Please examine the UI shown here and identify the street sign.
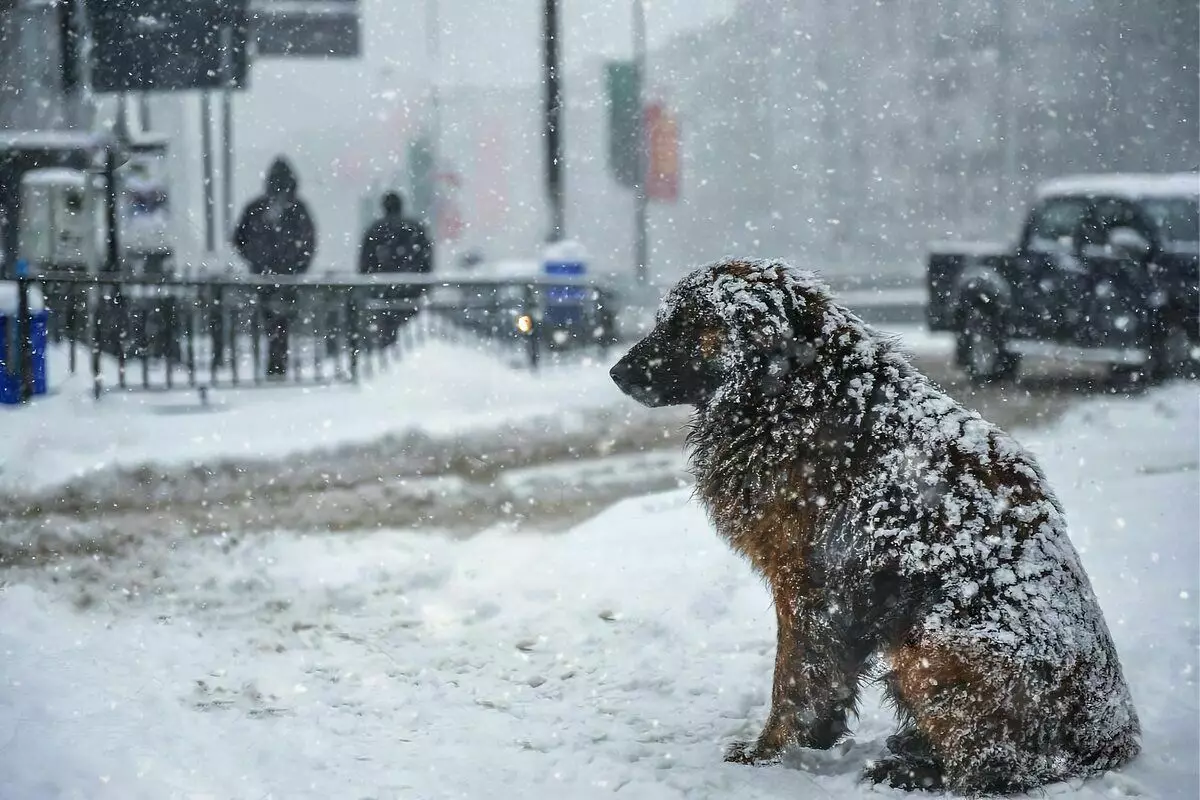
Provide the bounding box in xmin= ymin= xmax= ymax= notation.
xmin=250 ymin=0 xmax=361 ymax=58
xmin=84 ymin=0 xmax=250 ymax=93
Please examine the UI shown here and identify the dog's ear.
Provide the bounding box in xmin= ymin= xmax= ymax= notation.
xmin=759 ymin=334 xmax=818 ymax=396
xmin=742 ymin=286 xmax=827 ymax=396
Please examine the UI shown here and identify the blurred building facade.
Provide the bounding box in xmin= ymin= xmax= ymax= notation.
xmin=638 ymin=0 xmax=1199 ymax=281
xmin=0 ymin=0 xmax=93 ymax=130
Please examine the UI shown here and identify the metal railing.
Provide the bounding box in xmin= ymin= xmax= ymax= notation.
xmin=6 ymin=271 xmax=619 ymax=402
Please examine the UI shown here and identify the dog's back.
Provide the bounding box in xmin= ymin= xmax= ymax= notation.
xmin=843 ymin=351 xmax=1141 ymax=790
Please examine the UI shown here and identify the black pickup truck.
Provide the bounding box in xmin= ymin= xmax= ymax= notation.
xmin=927 ymin=173 xmax=1199 ymax=383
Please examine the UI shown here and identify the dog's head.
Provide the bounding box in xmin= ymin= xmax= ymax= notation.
xmin=610 ymin=258 xmax=836 ymax=408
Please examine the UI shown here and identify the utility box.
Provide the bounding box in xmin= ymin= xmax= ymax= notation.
xmin=120 ymin=135 xmax=174 ymax=274
xmin=18 ymin=168 xmax=103 ymax=270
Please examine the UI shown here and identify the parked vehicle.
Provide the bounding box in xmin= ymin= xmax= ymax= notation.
xmin=927 ymin=172 xmax=1199 ymax=383
xmin=430 ymin=258 xmax=618 ymax=350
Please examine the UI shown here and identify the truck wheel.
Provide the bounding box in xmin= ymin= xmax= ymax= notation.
xmin=958 ymin=306 xmax=1018 ymax=385
xmin=1146 ymin=315 xmax=1192 ymax=382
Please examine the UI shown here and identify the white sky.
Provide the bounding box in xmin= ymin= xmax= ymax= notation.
xmin=368 ymin=0 xmax=737 ymax=87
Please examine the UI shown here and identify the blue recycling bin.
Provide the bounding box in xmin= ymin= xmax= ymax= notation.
xmin=543 ymin=241 xmax=589 ymax=330
xmin=0 ymin=296 xmax=49 ymax=405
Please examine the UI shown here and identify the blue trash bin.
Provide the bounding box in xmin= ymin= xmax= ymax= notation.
xmin=543 ymin=240 xmax=590 ymax=331
xmin=0 ymin=282 xmax=49 ymax=405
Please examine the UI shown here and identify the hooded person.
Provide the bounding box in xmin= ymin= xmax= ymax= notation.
xmin=232 ymin=157 xmax=318 ymax=376
xmin=358 ymin=191 xmax=434 ymax=345
xmin=233 ymin=157 xmax=316 ymax=277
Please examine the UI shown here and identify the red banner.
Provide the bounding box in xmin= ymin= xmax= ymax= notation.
xmin=645 ymin=102 xmax=680 ymax=203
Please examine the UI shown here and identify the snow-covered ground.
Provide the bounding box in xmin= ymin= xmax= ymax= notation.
xmin=0 ymin=326 xmax=953 ymax=493
xmin=0 ymin=340 xmax=625 ymax=492
xmin=0 ymin=381 xmax=1195 ymax=799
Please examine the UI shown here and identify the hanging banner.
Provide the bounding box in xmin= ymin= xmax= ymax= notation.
xmin=645 ymin=102 xmax=680 ymax=203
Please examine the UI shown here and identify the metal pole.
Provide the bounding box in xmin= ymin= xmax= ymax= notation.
xmin=995 ymin=0 xmax=1017 ymax=228
xmin=138 ymin=94 xmax=152 ymax=131
xmin=426 ymin=0 xmax=440 ymax=228
xmin=103 ymin=146 xmax=124 ymax=387
xmin=543 ymin=0 xmax=565 ymax=242
xmin=632 ymin=0 xmax=648 ymax=284
xmin=221 ymin=25 xmax=235 ymax=241
xmin=201 ymin=92 xmax=216 ymax=252
xmin=105 ymin=147 xmax=120 ymax=271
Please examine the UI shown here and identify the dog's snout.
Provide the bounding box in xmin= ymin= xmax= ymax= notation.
xmin=609 ymin=359 xmax=628 ymax=388
xmin=610 ymin=348 xmax=666 ymax=407
xmin=609 ymin=357 xmax=635 ymax=390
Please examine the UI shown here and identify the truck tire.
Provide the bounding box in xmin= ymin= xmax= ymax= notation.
xmin=1145 ymin=313 xmax=1193 ymax=383
xmin=958 ymin=305 xmax=1019 ymax=385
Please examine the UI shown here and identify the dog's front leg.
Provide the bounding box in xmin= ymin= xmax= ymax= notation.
xmin=725 ymin=590 xmax=862 ymax=764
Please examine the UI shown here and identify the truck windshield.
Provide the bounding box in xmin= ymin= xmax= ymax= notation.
xmin=1140 ymin=197 xmax=1199 ymax=244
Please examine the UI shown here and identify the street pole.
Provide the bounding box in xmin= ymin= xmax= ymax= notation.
xmin=995 ymin=0 xmax=1018 ymax=229
xmin=105 ymin=146 xmax=120 ymax=272
xmin=543 ymin=0 xmax=565 ymax=242
xmin=220 ymin=23 xmax=235 ymax=241
xmin=632 ymin=0 xmax=648 ymax=284
xmin=138 ymin=94 xmax=151 ymax=131
xmin=201 ymin=91 xmax=216 ymax=253
xmin=425 ymin=0 xmax=440 ymax=236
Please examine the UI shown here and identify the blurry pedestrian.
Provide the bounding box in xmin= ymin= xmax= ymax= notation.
xmin=357 ymin=191 xmax=433 ymax=345
xmin=232 ymin=156 xmax=316 ymax=378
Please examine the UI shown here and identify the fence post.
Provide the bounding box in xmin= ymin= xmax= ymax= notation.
xmin=68 ymin=282 xmax=78 ymax=375
xmin=523 ymin=283 xmax=541 ymax=371
xmin=90 ymin=282 xmax=102 ymax=400
xmin=113 ymin=282 xmax=127 ymax=390
xmin=347 ymin=288 xmax=360 ymax=383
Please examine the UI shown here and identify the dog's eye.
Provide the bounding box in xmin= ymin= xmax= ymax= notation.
xmin=697 ymin=328 xmax=723 ymax=358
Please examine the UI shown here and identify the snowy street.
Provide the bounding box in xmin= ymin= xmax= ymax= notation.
xmin=0 ymin=336 xmax=1196 ymax=798
xmin=0 ymin=328 xmax=1140 ymax=563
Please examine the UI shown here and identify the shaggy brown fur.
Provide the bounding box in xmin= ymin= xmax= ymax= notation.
xmin=609 ymin=258 xmax=1140 ymax=794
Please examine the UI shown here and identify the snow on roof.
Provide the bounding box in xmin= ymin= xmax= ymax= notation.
xmin=0 ymin=130 xmax=109 ymax=151
xmin=20 ymin=168 xmax=87 ymax=187
xmin=1036 ymin=172 xmax=1199 ymax=201
xmin=481 ymin=258 xmax=542 ymax=280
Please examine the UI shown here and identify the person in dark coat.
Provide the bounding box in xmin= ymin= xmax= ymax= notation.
xmin=232 ymin=157 xmax=316 ymax=377
xmin=358 ymin=191 xmax=433 ymax=345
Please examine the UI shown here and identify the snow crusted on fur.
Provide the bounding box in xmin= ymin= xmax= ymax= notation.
xmin=672 ymin=258 xmax=1140 ymax=790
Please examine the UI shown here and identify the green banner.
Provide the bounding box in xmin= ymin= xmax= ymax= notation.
xmin=606 ymin=60 xmax=641 ymax=188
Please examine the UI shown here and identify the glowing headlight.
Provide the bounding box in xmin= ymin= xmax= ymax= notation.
xmin=516 ymin=314 xmax=534 ymax=334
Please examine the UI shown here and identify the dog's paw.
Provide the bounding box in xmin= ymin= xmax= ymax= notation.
xmin=861 ymin=755 xmax=944 ymax=791
xmin=724 ymin=738 xmax=783 ymax=765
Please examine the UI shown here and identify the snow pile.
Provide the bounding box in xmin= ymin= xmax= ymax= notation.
xmin=0 ymin=340 xmax=626 ymax=492
xmin=0 ymin=382 xmax=1195 ymax=798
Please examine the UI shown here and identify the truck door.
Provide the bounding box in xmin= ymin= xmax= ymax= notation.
xmin=1013 ymin=197 xmax=1092 ymax=341
xmin=1074 ymin=197 xmax=1157 ymax=351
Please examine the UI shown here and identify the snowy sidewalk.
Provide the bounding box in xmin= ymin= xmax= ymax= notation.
xmin=0 ymin=383 xmax=1195 ymax=799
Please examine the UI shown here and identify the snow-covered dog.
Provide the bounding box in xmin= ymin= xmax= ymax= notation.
xmin=609 ymin=258 xmax=1140 ymax=793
